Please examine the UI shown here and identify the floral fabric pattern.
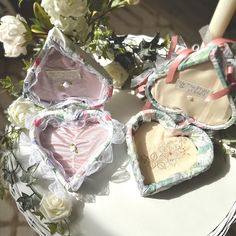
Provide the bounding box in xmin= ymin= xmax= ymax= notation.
xmin=126 ymin=110 xmax=214 ymax=196
xmin=145 ymin=42 xmax=236 ymax=130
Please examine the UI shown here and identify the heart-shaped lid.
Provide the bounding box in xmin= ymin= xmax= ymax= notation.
xmin=132 ymin=38 xmax=236 ymax=130
xmin=24 ymin=27 xmax=113 ymax=109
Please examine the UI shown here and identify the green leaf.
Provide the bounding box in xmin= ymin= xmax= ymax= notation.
xmin=47 ymin=223 xmax=58 ymax=235
xmin=20 ymin=172 xmax=36 ymax=185
xmin=27 ymin=163 xmax=40 ymax=174
xmin=33 ymin=2 xmax=53 ymax=30
xmin=56 ymin=222 xmax=66 ymax=235
xmin=0 ymin=76 xmax=23 ymax=97
xmin=111 ymin=0 xmax=124 ymax=8
xmin=0 ymin=187 xmax=6 ymax=200
xmin=18 ymin=0 xmax=24 ymax=7
xmin=33 ymin=211 xmax=45 ymax=220
xmin=164 ymin=34 xmax=171 ymax=48
xmin=17 ymin=192 xmax=34 ymax=211
xmin=3 ymin=168 xmax=16 ymax=186
xmin=22 ymin=58 xmax=33 ymax=71
xmin=0 ymin=76 xmax=14 ymax=95
xmin=31 ymin=24 xmax=47 ymax=34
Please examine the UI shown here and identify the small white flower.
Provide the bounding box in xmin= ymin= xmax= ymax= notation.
xmin=39 ymin=192 xmax=72 ymax=222
xmin=0 ymin=15 xmax=28 ymax=57
xmin=7 ymin=97 xmax=40 ymax=129
xmin=104 ymin=61 xmax=129 ymax=89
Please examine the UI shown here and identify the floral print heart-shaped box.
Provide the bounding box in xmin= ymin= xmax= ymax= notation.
xmin=24 ymin=27 xmax=125 ymax=192
xmin=30 ymin=109 xmax=119 ymax=192
xmin=145 ymin=39 xmax=236 ymax=130
xmin=24 ymin=27 xmax=113 ymax=109
xmin=127 ymin=38 xmax=236 ymax=196
xmin=126 ymin=109 xmax=213 ymax=196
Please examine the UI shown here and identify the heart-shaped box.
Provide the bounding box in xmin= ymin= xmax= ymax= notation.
xmin=127 ymin=38 xmax=236 ymax=196
xmin=145 ymin=41 xmax=236 ymax=130
xmin=23 ymin=27 xmax=124 ymax=192
xmin=30 ymin=108 xmax=116 ymax=192
xmin=24 ymin=27 xmax=113 ymax=109
xmin=126 ymin=109 xmax=213 ymax=196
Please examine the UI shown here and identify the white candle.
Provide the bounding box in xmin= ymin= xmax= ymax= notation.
xmin=205 ymin=0 xmax=236 ymax=42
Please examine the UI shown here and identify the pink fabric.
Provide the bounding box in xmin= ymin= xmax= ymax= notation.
xmin=205 ymin=66 xmax=236 ymax=101
xmin=167 ymin=35 xmax=178 ymax=59
xmin=39 ymin=121 xmax=110 ymax=178
xmin=31 ymin=48 xmax=105 ymax=103
xmin=165 ymin=48 xmax=193 ymax=84
xmin=206 ymin=38 xmax=236 ymax=47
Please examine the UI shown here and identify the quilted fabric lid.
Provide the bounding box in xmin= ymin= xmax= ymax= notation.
xmin=144 ymin=42 xmax=236 ymax=130
xmin=24 ymin=27 xmax=113 ymax=109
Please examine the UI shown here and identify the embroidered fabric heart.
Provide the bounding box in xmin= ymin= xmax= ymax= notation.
xmin=126 ymin=109 xmax=214 ymax=196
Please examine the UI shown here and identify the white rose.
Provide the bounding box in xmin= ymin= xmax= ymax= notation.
xmin=8 ymin=97 xmax=40 ymax=128
xmin=104 ymin=61 xmax=129 ymax=89
xmin=39 ymin=193 xmax=72 ymax=222
xmin=41 ymin=0 xmax=89 ymax=42
xmin=0 ymin=15 xmax=28 ymax=57
xmin=126 ymin=0 xmax=140 ymax=5
xmin=41 ymin=0 xmax=87 ymax=19
xmin=55 ymin=16 xmax=90 ymax=42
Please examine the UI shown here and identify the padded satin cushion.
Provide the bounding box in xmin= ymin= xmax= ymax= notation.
xmin=40 ymin=121 xmax=111 ymax=179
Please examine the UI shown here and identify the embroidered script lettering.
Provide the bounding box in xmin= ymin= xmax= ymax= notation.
xmin=176 ymin=79 xmax=211 ymax=98
xmin=46 ymin=69 xmax=81 ymax=83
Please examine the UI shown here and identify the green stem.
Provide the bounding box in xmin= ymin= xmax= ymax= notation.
xmin=64 ymin=219 xmax=71 ymax=236
xmin=10 ymin=150 xmax=27 ymax=173
xmin=28 ymin=184 xmax=42 ymax=199
xmin=89 ymin=4 xmax=125 ymax=25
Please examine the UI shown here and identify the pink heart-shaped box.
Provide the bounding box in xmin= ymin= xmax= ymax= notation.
xmin=30 ymin=109 xmax=114 ymax=191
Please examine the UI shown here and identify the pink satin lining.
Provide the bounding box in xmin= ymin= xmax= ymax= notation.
xmin=31 ymin=48 xmax=104 ymax=103
xmin=39 ymin=121 xmax=110 ymax=178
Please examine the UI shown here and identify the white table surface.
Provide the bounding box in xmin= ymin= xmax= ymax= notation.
xmin=70 ymin=89 xmax=236 ymax=236
xmin=13 ymin=89 xmax=236 ymax=236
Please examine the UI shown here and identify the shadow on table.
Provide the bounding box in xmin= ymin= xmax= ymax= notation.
xmin=153 ymin=124 xmax=236 ymax=199
xmin=77 ymin=142 xmax=130 ymax=201
xmin=76 ymin=90 xmax=143 ymax=202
